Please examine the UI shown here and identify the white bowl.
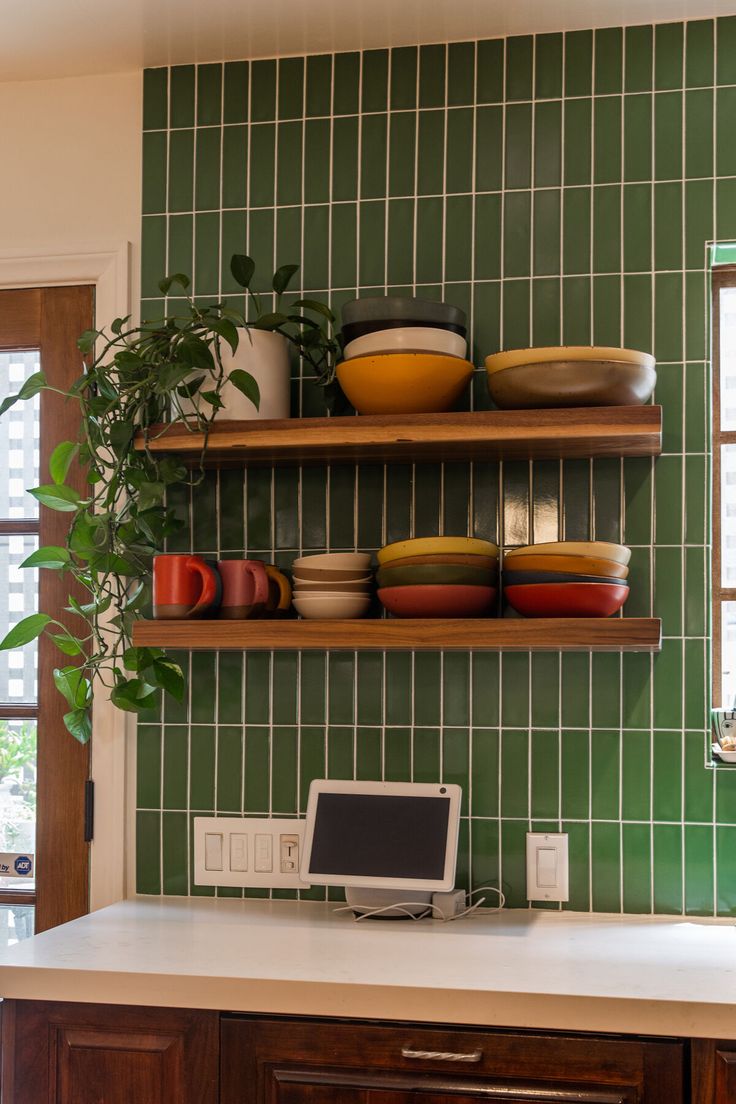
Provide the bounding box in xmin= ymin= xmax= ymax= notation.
xmin=293 ymin=579 xmax=372 ymax=593
xmin=293 ymin=594 xmax=372 ymax=619
xmin=712 ymin=743 xmax=736 ymax=763
xmin=343 ymin=326 xmax=467 ymax=360
xmin=292 ymin=552 xmax=372 ymax=571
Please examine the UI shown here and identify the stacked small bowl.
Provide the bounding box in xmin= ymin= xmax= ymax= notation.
xmin=336 ymin=296 xmax=474 ymax=415
xmin=502 ymin=541 xmax=631 ymax=618
xmin=292 ymin=553 xmax=373 ymax=619
xmin=376 ymin=537 xmax=499 ymax=618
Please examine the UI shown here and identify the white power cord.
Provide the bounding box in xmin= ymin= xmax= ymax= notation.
xmin=333 ymin=884 xmax=506 ymax=923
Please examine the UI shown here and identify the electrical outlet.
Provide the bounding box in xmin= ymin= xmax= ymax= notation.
xmin=194 ymin=817 xmax=310 ymax=889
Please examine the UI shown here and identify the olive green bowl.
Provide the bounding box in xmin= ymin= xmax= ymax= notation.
xmin=486 ymin=361 xmax=657 ymax=409
xmin=376 ymin=562 xmax=496 ymax=588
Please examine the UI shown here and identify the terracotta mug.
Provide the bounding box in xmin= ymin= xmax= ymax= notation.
xmin=218 ymin=559 xmax=270 ymax=619
xmin=262 ymin=566 xmax=292 ymax=618
xmin=153 ymin=555 xmax=221 ymax=619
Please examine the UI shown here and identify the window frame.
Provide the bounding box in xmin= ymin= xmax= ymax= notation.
xmin=711 ymin=265 xmax=736 ymax=709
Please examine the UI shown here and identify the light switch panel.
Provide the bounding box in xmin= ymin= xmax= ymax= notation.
xmin=194 ymin=817 xmax=310 ymax=889
xmin=526 ymin=832 xmax=569 ymax=902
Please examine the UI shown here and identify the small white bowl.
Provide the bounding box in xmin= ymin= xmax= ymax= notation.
xmin=343 ymin=326 xmax=468 ymax=360
xmin=292 ymin=594 xmax=372 ymax=619
xmin=712 ymin=743 xmax=736 ymax=763
xmin=292 ymin=552 xmax=372 ymax=571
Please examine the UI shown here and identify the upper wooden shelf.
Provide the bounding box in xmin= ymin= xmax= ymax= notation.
xmin=134 ymin=406 xmax=662 ymax=467
xmin=132 ymin=617 xmax=662 ymax=653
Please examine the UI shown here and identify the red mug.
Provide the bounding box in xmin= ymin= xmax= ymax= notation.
xmin=218 ymin=559 xmax=270 ymax=619
xmin=153 ymin=555 xmax=220 ymax=619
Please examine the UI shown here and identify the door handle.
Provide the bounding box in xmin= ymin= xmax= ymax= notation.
xmin=400 ymin=1046 xmax=483 ymax=1063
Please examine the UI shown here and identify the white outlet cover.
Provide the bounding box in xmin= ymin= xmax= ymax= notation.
xmin=193 ymin=817 xmax=310 ymax=889
xmin=526 ymin=832 xmax=569 ymax=902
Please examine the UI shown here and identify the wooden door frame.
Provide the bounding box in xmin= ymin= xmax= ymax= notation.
xmin=0 ymin=246 xmax=131 ymax=916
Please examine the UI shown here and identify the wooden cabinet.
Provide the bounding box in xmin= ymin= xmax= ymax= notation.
xmin=0 ymin=1000 xmax=218 ymax=1104
xmin=692 ymin=1040 xmax=736 ymax=1104
xmin=220 ymin=1016 xmax=685 ymax=1104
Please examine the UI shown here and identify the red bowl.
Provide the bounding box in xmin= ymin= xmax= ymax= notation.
xmin=504 ymin=582 xmax=629 ymax=618
xmin=378 ymin=584 xmax=497 ymax=618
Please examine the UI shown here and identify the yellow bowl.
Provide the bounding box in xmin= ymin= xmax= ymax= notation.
xmin=505 ymin=541 xmax=631 ymax=566
xmin=378 ymin=536 xmax=499 ymax=566
xmin=336 ymin=353 xmax=474 ymax=415
xmin=485 ymin=346 xmax=655 ymax=375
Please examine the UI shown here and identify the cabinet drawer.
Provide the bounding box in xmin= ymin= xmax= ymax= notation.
xmin=221 ymin=1016 xmax=684 ymax=1104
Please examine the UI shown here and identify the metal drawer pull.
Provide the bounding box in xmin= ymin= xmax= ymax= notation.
xmin=401 ymin=1046 xmax=483 ymax=1063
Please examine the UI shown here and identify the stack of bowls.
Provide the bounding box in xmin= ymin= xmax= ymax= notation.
xmin=292 ymin=553 xmax=373 ymax=619
xmin=502 ymin=541 xmax=631 ymax=617
xmin=484 ymin=346 xmax=656 ymax=409
xmin=376 ymin=537 xmax=499 ymax=618
xmin=336 ymin=296 xmax=474 ymax=415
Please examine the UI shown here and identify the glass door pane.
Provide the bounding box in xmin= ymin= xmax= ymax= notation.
xmin=0 ymin=351 xmax=40 ymax=518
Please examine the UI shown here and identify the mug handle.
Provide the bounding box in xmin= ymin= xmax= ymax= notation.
xmin=243 ymin=561 xmax=270 ymax=610
xmin=186 ymin=557 xmax=219 ymax=616
xmin=264 ymin=566 xmax=292 ymax=612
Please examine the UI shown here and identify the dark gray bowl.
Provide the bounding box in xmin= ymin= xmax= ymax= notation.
xmin=502 ymin=569 xmax=630 ymax=586
xmin=342 ymin=296 xmax=467 ymax=329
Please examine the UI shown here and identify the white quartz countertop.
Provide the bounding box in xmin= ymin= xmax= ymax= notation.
xmin=0 ymin=897 xmax=734 ymax=1038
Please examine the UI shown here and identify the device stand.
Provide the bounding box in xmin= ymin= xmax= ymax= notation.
xmin=345 ymin=887 xmax=433 ymax=920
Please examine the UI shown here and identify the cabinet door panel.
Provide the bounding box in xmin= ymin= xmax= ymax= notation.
xmin=715 ymin=1051 xmax=736 ymax=1104
xmin=57 ymin=1028 xmax=181 ymax=1104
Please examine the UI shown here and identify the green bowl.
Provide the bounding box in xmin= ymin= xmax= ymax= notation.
xmin=376 ymin=562 xmax=496 ymax=588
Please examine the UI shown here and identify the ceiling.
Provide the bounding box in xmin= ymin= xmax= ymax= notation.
xmin=5 ymin=0 xmax=736 ymax=83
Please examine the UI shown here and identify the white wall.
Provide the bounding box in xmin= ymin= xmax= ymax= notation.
xmin=0 ymin=70 xmax=141 ymax=304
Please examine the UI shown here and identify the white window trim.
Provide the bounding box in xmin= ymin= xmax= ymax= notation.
xmin=0 ymin=244 xmax=131 ymax=912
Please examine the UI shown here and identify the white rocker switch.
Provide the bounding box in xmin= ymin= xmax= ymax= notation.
xmin=526 ymin=832 xmax=569 ymax=902
xmin=204 ymin=833 xmax=223 ymax=871
xmin=230 ymin=833 xmax=248 ymax=872
xmin=254 ymin=833 xmax=273 ymax=873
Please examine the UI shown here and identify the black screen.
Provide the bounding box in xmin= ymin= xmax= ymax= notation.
xmin=308 ymin=792 xmax=451 ymax=880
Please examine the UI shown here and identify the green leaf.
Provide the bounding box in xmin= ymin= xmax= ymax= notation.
xmin=272 ymin=263 xmax=299 ymax=296
xmin=228 ymin=369 xmax=260 ymax=410
xmin=123 ymin=646 xmax=159 ymax=672
xmin=156 ymin=363 xmax=194 ymax=392
xmin=49 ymin=441 xmax=79 ymax=485
xmin=0 ymin=370 xmax=47 ymax=417
xmin=292 ymin=298 xmax=335 ymax=322
xmin=110 ymin=678 xmax=158 ymax=713
xmin=50 ymin=632 xmax=83 ymax=657
xmin=28 ymin=484 xmax=81 ymax=512
xmin=108 ymin=421 xmax=135 ymax=455
xmin=63 ymin=708 xmax=92 ymax=744
xmin=210 ymin=317 xmax=240 ymax=354
xmin=150 ymin=658 xmax=185 ymax=700
xmin=53 ymin=666 xmax=91 ymax=709
xmin=230 ymin=254 xmax=255 ymax=289
xmin=110 ymin=316 xmax=131 ymax=335
xmin=158 ymin=272 xmax=191 ymax=295
xmin=200 ymin=390 xmax=224 ymax=409
xmin=20 ymin=545 xmax=70 ymax=570
xmin=76 ymin=330 xmax=99 ymax=354
xmin=175 ymin=375 xmax=205 ymax=399
xmin=180 ymin=336 xmax=215 ymax=371
xmin=0 ymin=614 xmax=52 ymax=650
xmin=252 ymin=312 xmax=290 ymax=330
xmin=136 ymin=481 xmax=166 ymax=510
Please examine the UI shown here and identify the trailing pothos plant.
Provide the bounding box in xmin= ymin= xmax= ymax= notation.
xmin=0 ymin=255 xmax=338 ymax=743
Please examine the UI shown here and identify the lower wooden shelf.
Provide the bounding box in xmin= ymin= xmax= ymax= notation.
xmin=133 ymin=617 xmax=662 ymax=652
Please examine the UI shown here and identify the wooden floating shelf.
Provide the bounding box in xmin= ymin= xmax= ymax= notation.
xmin=134 ymin=406 xmax=662 ymax=467
xmin=133 ymin=618 xmax=662 ymax=653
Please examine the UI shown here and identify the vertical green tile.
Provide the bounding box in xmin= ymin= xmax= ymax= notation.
xmin=562 ymin=275 xmax=591 ymax=346
xmin=445 ymin=195 xmax=473 ymax=282
xmin=686 ymin=90 xmax=714 ymax=179
xmin=162 ymin=726 xmax=188 ymax=809
xmin=144 ymin=68 xmax=168 ymax=130
xmin=448 ymin=42 xmax=475 ymax=106
xmin=244 ymin=726 xmax=269 ymax=811
xmin=476 ymin=106 xmax=503 ymax=191
xmin=622 ymin=823 xmax=651 ymax=913
xmin=561 ymin=652 xmax=590 ymax=728
xmin=446 ymin=108 xmax=474 ymax=194
xmin=591 ymin=653 xmax=621 ymax=730
xmin=591 ymin=730 xmax=620 ymax=820
xmin=384 ymin=727 xmax=411 ymax=780
xmin=216 ymin=725 xmax=243 ymax=812
xmin=331 ymin=117 xmax=359 ymax=201
xmin=623 ymin=184 xmax=652 ymax=274
xmin=142 ymin=132 xmax=167 ymax=214
xmin=686 ymin=20 xmax=714 ymax=87
xmin=331 ymin=203 xmax=357 ymax=289
xmin=594 ymin=27 xmax=623 ymax=94
xmin=501 ymin=730 xmax=529 ymax=817
xmin=594 ymin=96 xmax=622 ymax=184
xmin=624 ymin=94 xmax=652 ymax=182
xmin=277 ymin=57 xmax=304 ymax=119
xmin=654 ymin=92 xmax=683 ymax=180
xmin=505 ymin=103 xmax=532 ymax=189
xmin=562 ymin=188 xmax=590 ymax=275
xmin=565 ymin=30 xmax=593 ymax=96
xmin=197 ymin=63 xmax=222 ymax=125
xmin=531 ymin=277 xmax=561 ymax=346
xmin=623 ymin=273 xmax=652 ymax=352
xmin=169 ymin=129 xmax=194 ymax=212
xmin=506 ymin=36 xmax=533 ymax=101
xmin=304 ymin=119 xmax=331 ymax=205
xmin=136 ymin=812 xmax=161 ymax=894
xmin=190 ymin=726 xmax=215 ymax=810
xmin=653 ymin=731 xmax=683 ymax=821
xmin=531 ymin=730 xmax=559 ymax=820
xmin=622 ymin=730 xmax=651 ymax=820
xmin=250 ymin=124 xmax=275 ymax=207
xmin=162 ymin=812 xmax=189 ymax=895
xmin=718 ymin=16 xmax=736 ymax=83
xmin=717 ymin=826 xmax=736 ymax=915
xmin=419 ymin=44 xmax=446 ymax=108
xmin=224 ymin=61 xmax=249 ymax=123
xmin=501 ymin=652 xmax=530 ymax=729
xmin=244 ymin=652 xmax=271 ymax=725
xmin=387 ymin=198 xmax=415 ymax=286
xmin=503 ymin=191 xmax=531 ymax=277
xmin=535 ymin=33 xmax=562 ymax=99
xmin=501 ymin=820 xmax=528 ymax=907
xmin=653 ymin=641 xmax=683 ymax=733
xmin=251 ymin=59 xmax=277 ymax=121
xmin=443 ymin=653 xmax=470 ymax=727
xmin=361 ymin=114 xmax=387 ymax=199
xmin=472 ymin=652 xmax=499 ymax=728
xmin=654 ymin=182 xmax=683 ymax=272
xmin=653 ymin=824 xmax=683 ymax=914
xmin=685 ymin=824 xmax=714 ymax=915
xmin=306 ymin=55 xmax=331 ymax=116
xmin=592 ymin=188 xmax=621 ymax=275
xmin=655 ymin=22 xmax=684 ymax=90
xmin=222 ymin=126 xmax=248 ymax=209
xmin=560 ymin=730 xmax=589 ymax=820
xmin=390 ymin=46 xmax=418 ymax=109
xmin=137 ymin=726 xmax=161 ymax=809
xmin=477 ymin=39 xmax=505 ymax=103
xmin=195 ymin=127 xmax=221 ymax=210
xmin=622 ymin=652 xmax=652 ymax=730
xmin=534 ymin=101 xmax=562 ymax=188
xmin=563 ymin=822 xmax=591 ymax=911
xmin=591 ymin=822 xmax=621 ymax=912
xmin=277 ymin=121 xmax=303 ymax=206
xmin=625 ymin=25 xmax=653 ymax=92
xmin=217 ymin=652 xmax=243 ymax=726
xmin=170 ymin=65 xmax=195 ymax=127
xmin=655 ymin=545 xmax=683 ymax=637
xmin=563 ymin=99 xmax=592 ymax=187
xmin=361 ymin=50 xmax=388 ymax=112
xmin=471 ymin=819 xmax=500 ymax=890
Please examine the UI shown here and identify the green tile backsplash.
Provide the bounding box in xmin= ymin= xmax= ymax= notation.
xmin=139 ymin=19 xmax=734 ymax=912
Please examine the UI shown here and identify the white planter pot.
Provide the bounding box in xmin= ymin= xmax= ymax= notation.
xmin=180 ymin=328 xmax=291 ymax=421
